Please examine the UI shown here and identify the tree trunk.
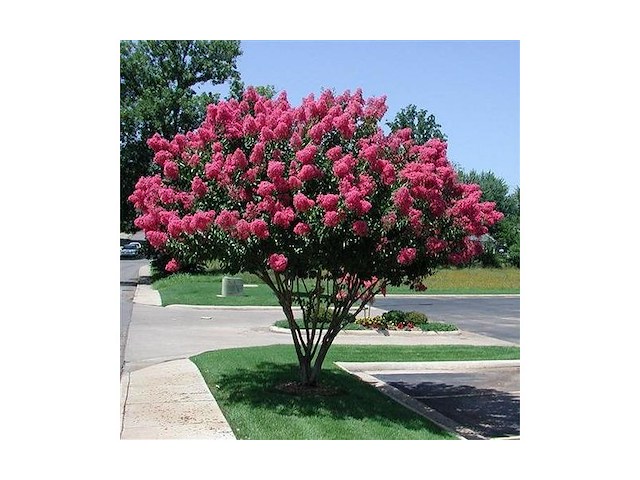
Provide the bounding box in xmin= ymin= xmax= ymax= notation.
xmin=299 ymin=354 xmax=314 ymax=386
xmin=307 ymin=328 xmax=341 ymax=386
xmin=256 ymin=270 xmax=371 ymax=388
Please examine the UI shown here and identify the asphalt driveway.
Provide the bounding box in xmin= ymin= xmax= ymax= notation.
xmin=375 ymin=295 xmax=520 ymax=344
xmin=337 ymin=360 xmax=520 ymax=440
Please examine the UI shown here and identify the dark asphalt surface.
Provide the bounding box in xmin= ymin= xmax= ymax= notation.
xmin=373 ymin=295 xmax=520 ymax=438
xmin=375 ymin=366 xmax=520 ymax=438
xmin=375 ymin=296 xmax=520 ymax=344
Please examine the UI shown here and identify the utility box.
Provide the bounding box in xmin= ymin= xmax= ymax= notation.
xmin=221 ymin=276 xmax=244 ymax=297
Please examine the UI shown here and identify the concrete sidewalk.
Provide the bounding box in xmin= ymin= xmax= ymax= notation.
xmin=120 ymin=359 xmax=235 ymax=439
xmin=120 ymin=266 xmax=519 ymax=440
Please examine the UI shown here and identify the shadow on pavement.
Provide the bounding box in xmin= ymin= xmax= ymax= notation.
xmin=376 ymin=373 xmax=520 ymax=438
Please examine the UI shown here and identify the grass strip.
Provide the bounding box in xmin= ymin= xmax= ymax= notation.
xmin=386 ymin=267 xmax=520 ymax=295
xmin=152 ymin=273 xmax=280 ymax=306
xmin=153 ymin=268 xmax=519 ymax=306
xmin=191 ymin=344 xmax=519 ymax=440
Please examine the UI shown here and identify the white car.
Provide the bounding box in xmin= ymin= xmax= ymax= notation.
xmin=120 ymin=242 xmax=142 ymax=258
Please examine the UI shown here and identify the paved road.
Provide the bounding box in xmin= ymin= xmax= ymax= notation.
xmin=374 ymin=296 xmax=520 ymax=344
xmin=120 ymin=257 xmax=149 ymax=375
xmin=123 ymin=303 xmax=516 ymax=374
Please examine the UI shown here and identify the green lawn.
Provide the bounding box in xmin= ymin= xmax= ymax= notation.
xmin=153 ymin=267 xmax=519 ymax=306
xmin=152 ymin=273 xmax=280 ymax=306
xmin=386 ymin=267 xmax=520 ymax=294
xmin=191 ymin=344 xmax=520 ymax=440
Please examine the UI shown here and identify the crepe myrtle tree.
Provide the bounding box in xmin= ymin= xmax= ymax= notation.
xmin=129 ymin=88 xmax=503 ymax=387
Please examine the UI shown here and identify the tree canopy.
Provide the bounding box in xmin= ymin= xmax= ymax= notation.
xmin=387 ymin=104 xmax=447 ymax=144
xmin=129 ymin=88 xmax=503 ymax=385
xmin=120 ymin=40 xmax=243 ymax=231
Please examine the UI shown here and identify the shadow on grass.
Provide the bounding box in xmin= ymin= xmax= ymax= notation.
xmin=210 ymin=360 xmax=453 ymax=436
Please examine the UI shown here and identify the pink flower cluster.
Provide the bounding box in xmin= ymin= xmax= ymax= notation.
xmin=397 ymin=247 xmax=417 ymax=265
xmin=130 ymin=87 xmax=503 ymax=278
xmin=268 ymin=253 xmax=288 ymax=272
xmin=165 ymin=258 xmax=180 ymax=272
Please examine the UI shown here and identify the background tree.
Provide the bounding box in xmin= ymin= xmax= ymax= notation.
xmin=229 ymin=77 xmax=277 ymax=101
xmin=387 ymin=104 xmax=447 ymax=144
xmin=457 ymin=169 xmax=519 ymax=266
xmin=120 ymin=40 xmax=243 ymax=232
xmin=389 ymin=105 xmax=519 ymax=267
xmin=499 ymin=186 xmax=519 ymax=267
xmin=129 ymin=88 xmax=502 ymax=387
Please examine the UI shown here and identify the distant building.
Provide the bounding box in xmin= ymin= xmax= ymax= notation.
xmin=469 ymin=234 xmax=497 ymax=253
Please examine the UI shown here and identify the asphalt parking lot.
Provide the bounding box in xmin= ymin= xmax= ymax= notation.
xmin=337 ymin=360 xmax=520 ymax=440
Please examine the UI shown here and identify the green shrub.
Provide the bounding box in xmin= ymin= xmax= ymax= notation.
xmin=342 ymin=322 xmax=367 ymax=330
xmin=507 ymin=244 xmax=520 ymax=268
xmin=419 ymin=322 xmax=458 ymax=332
xmin=381 ymin=310 xmax=406 ymax=325
xmin=404 ymin=311 xmax=429 ymax=325
xmin=477 ymin=249 xmax=504 ymax=268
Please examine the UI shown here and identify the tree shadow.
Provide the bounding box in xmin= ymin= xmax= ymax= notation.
xmin=384 ymin=379 xmax=520 ymax=438
xmin=210 ymin=361 xmax=453 ymax=436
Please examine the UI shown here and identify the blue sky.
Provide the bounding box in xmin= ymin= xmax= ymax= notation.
xmin=207 ymin=40 xmax=519 ymax=191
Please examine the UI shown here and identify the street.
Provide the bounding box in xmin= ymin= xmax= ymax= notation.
xmin=120 ymin=257 xmax=149 ymax=375
xmin=374 ymin=295 xmax=520 ymax=344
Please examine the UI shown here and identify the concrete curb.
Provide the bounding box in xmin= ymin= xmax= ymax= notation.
xmin=163 ymin=304 xmax=387 ymax=316
xmin=133 ymin=284 xmax=162 ymax=306
xmin=383 ymin=294 xmax=519 ymax=298
xmin=138 ymin=264 xmax=152 ymax=278
xmin=166 ymin=304 xmax=285 ymax=310
xmin=336 ymin=359 xmax=520 ymax=372
xmin=132 ymin=265 xmax=162 ymax=306
xmin=268 ymin=325 xmax=461 ymax=336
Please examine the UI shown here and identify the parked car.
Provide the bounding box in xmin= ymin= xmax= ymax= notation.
xmin=120 ymin=242 xmax=142 ymax=258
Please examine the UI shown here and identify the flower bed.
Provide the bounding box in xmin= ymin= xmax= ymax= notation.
xmin=356 ymin=310 xmax=457 ymax=332
xmin=273 ymin=310 xmax=458 ymax=333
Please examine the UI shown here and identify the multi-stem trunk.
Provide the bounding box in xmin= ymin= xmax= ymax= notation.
xmin=257 ymin=269 xmax=382 ymax=387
